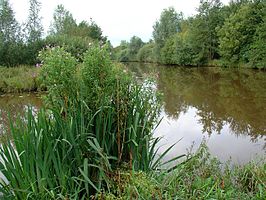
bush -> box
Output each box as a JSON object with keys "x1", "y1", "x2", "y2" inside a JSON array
[
  {"x1": 137, "y1": 43, "x2": 156, "y2": 63},
  {"x1": 0, "y1": 66, "x2": 42, "y2": 93},
  {"x1": 45, "y1": 35, "x2": 94, "y2": 61}
]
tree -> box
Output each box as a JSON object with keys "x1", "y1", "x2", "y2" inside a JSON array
[
  {"x1": 25, "y1": 0, "x2": 43, "y2": 43},
  {"x1": 247, "y1": 1, "x2": 266, "y2": 68},
  {"x1": 188, "y1": 0, "x2": 223, "y2": 64},
  {"x1": 49, "y1": 4, "x2": 76, "y2": 35},
  {"x1": 0, "y1": 0, "x2": 22, "y2": 66},
  {"x1": 218, "y1": 1, "x2": 263, "y2": 65},
  {"x1": 137, "y1": 42, "x2": 156, "y2": 62},
  {"x1": 0, "y1": 0, "x2": 20, "y2": 42},
  {"x1": 128, "y1": 36, "x2": 144, "y2": 61},
  {"x1": 152, "y1": 7, "x2": 182, "y2": 61}
]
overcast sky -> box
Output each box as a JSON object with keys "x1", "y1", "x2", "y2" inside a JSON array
[{"x1": 9, "y1": 0, "x2": 230, "y2": 46}]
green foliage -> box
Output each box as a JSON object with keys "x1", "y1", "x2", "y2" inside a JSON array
[
  {"x1": 49, "y1": 4, "x2": 77, "y2": 36},
  {"x1": 45, "y1": 34, "x2": 93, "y2": 61},
  {"x1": 114, "y1": 37, "x2": 144, "y2": 62},
  {"x1": 0, "y1": 2, "x2": 107, "y2": 67},
  {"x1": 152, "y1": 7, "x2": 182, "y2": 61},
  {"x1": 218, "y1": 1, "x2": 263, "y2": 66},
  {"x1": 127, "y1": 36, "x2": 144, "y2": 61},
  {"x1": 113, "y1": 40, "x2": 129, "y2": 62},
  {"x1": 0, "y1": 45, "x2": 170, "y2": 198},
  {"x1": 80, "y1": 45, "x2": 117, "y2": 108},
  {"x1": 0, "y1": 65, "x2": 42, "y2": 93},
  {"x1": 0, "y1": 106, "x2": 112, "y2": 199},
  {"x1": 0, "y1": 0, "x2": 24, "y2": 67},
  {"x1": 78, "y1": 19, "x2": 107, "y2": 42},
  {"x1": 99, "y1": 145, "x2": 266, "y2": 199},
  {"x1": 39, "y1": 46, "x2": 164, "y2": 171},
  {"x1": 247, "y1": 1, "x2": 266, "y2": 68},
  {"x1": 38, "y1": 46, "x2": 77, "y2": 108},
  {"x1": 195, "y1": 0, "x2": 223, "y2": 61},
  {"x1": 0, "y1": 0, "x2": 20, "y2": 43},
  {"x1": 25, "y1": 0, "x2": 43, "y2": 43},
  {"x1": 161, "y1": 36, "x2": 176, "y2": 64},
  {"x1": 160, "y1": 21, "x2": 197, "y2": 66},
  {"x1": 113, "y1": 0, "x2": 265, "y2": 68},
  {"x1": 137, "y1": 42, "x2": 156, "y2": 63}
]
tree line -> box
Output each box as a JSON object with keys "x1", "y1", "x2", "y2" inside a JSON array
[
  {"x1": 0, "y1": 0, "x2": 107, "y2": 67},
  {"x1": 114, "y1": 0, "x2": 266, "y2": 69}
]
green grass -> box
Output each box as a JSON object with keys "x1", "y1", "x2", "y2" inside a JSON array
[
  {"x1": 98, "y1": 145, "x2": 266, "y2": 200},
  {"x1": 0, "y1": 66, "x2": 44, "y2": 94}
]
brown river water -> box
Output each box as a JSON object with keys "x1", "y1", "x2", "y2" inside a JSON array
[{"x1": 0, "y1": 63, "x2": 265, "y2": 164}]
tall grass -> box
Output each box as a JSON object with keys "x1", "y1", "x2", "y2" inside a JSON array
[
  {"x1": 100, "y1": 144, "x2": 266, "y2": 199},
  {"x1": 0, "y1": 105, "x2": 111, "y2": 199},
  {"x1": 0, "y1": 46, "x2": 182, "y2": 199},
  {"x1": 0, "y1": 66, "x2": 44, "y2": 94}
]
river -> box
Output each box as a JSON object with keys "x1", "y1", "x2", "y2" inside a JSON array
[
  {"x1": 126, "y1": 63, "x2": 266, "y2": 164},
  {"x1": 0, "y1": 63, "x2": 265, "y2": 164}
]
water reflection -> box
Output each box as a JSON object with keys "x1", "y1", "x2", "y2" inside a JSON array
[
  {"x1": 127, "y1": 63, "x2": 266, "y2": 164},
  {"x1": 0, "y1": 93, "x2": 43, "y2": 136}
]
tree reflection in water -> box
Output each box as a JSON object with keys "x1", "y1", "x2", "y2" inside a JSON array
[
  {"x1": 0, "y1": 93, "x2": 42, "y2": 138},
  {"x1": 126, "y1": 63, "x2": 266, "y2": 159}
]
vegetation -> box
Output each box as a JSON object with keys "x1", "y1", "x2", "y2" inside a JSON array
[
  {"x1": 113, "y1": 36, "x2": 144, "y2": 62},
  {"x1": 114, "y1": 0, "x2": 266, "y2": 68},
  {"x1": 0, "y1": 46, "x2": 184, "y2": 199},
  {"x1": 99, "y1": 145, "x2": 265, "y2": 199},
  {"x1": 0, "y1": 66, "x2": 44, "y2": 93},
  {"x1": 0, "y1": 0, "x2": 108, "y2": 67},
  {"x1": 0, "y1": 45, "x2": 264, "y2": 200}
]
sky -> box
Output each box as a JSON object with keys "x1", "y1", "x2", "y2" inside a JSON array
[{"x1": 9, "y1": 0, "x2": 230, "y2": 46}]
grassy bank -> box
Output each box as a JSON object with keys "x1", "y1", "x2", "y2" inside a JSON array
[
  {"x1": 99, "y1": 146, "x2": 265, "y2": 199},
  {"x1": 0, "y1": 66, "x2": 44, "y2": 94}
]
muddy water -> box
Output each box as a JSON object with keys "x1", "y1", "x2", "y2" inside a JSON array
[
  {"x1": 0, "y1": 93, "x2": 43, "y2": 136},
  {"x1": 127, "y1": 63, "x2": 266, "y2": 164}
]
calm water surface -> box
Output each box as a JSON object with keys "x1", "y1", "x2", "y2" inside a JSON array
[
  {"x1": 127, "y1": 63, "x2": 266, "y2": 164},
  {"x1": 0, "y1": 64, "x2": 265, "y2": 164},
  {"x1": 0, "y1": 93, "x2": 43, "y2": 136}
]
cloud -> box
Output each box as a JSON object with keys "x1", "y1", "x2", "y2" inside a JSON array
[{"x1": 10, "y1": 0, "x2": 230, "y2": 46}]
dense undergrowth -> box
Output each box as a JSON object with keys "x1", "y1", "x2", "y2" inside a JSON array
[
  {"x1": 0, "y1": 66, "x2": 44, "y2": 94},
  {"x1": 99, "y1": 145, "x2": 265, "y2": 199}
]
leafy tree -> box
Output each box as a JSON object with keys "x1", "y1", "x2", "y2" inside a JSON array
[
  {"x1": 128, "y1": 36, "x2": 144, "y2": 61},
  {"x1": 137, "y1": 42, "x2": 156, "y2": 62},
  {"x1": 22, "y1": 0, "x2": 44, "y2": 65},
  {"x1": 161, "y1": 36, "x2": 176, "y2": 64},
  {"x1": 188, "y1": 0, "x2": 223, "y2": 64},
  {"x1": 45, "y1": 34, "x2": 93, "y2": 61},
  {"x1": 113, "y1": 40, "x2": 129, "y2": 62},
  {"x1": 0, "y1": 0, "x2": 22, "y2": 66},
  {"x1": 247, "y1": 1, "x2": 266, "y2": 68},
  {"x1": 0, "y1": 0, "x2": 20, "y2": 42},
  {"x1": 25, "y1": 0, "x2": 43, "y2": 43},
  {"x1": 218, "y1": 1, "x2": 263, "y2": 65},
  {"x1": 152, "y1": 7, "x2": 182, "y2": 61},
  {"x1": 49, "y1": 4, "x2": 76, "y2": 35}
]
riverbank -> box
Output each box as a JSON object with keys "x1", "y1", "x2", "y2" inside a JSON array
[
  {"x1": 0, "y1": 66, "x2": 45, "y2": 94},
  {"x1": 1, "y1": 62, "x2": 264, "y2": 95},
  {"x1": 98, "y1": 146, "x2": 266, "y2": 199}
]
